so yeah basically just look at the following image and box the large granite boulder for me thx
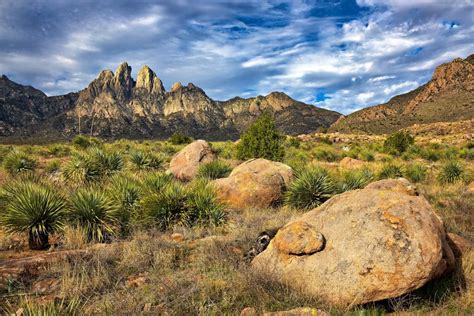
[168,140,216,181]
[252,178,455,306]
[211,158,293,210]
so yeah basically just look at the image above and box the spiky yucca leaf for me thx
[187,180,226,226]
[108,176,142,234]
[196,160,232,180]
[69,188,119,242]
[437,160,464,184]
[284,167,335,209]
[337,168,374,193]
[141,172,174,192]
[0,181,66,248]
[378,163,404,179]
[404,163,427,183]
[3,152,38,175]
[130,151,163,170]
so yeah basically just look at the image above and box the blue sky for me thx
[0,0,473,114]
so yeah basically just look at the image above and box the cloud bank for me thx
[0,0,472,114]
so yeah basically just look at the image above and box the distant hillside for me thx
[330,54,474,134]
[0,64,341,141]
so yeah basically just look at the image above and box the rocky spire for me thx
[136,65,165,94]
[113,62,134,99]
[171,82,182,92]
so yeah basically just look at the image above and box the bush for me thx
[313,147,338,162]
[69,188,119,242]
[404,163,427,183]
[437,160,464,184]
[169,132,192,145]
[337,168,374,193]
[45,160,61,174]
[284,167,335,209]
[3,152,38,175]
[108,176,142,236]
[359,149,375,162]
[72,135,100,149]
[63,149,123,183]
[197,160,232,179]
[47,144,71,157]
[286,137,301,148]
[236,111,285,162]
[378,163,404,179]
[141,172,174,192]
[186,181,226,226]
[129,151,163,170]
[383,131,414,154]
[0,181,66,249]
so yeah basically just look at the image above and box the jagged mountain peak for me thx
[136,65,165,94]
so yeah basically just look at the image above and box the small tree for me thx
[383,131,414,154]
[237,111,285,161]
[169,132,192,145]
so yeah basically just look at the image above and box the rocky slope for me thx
[330,54,474,134]
[0,63,341,141]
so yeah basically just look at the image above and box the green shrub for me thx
[459,148,474,160]
[63,149,123,183]
[420,148,441,161]
[378,163,404,179]
[69,188,119,242]
[313,148,338,162]
[0,181,66,249]
[108,176,142,236]
[314,136,332,145]
[437,160,464,184]
[169,132,192,145]
[72,135,100,149]
[284,167,335,209]
[404,163,427,183]
[45,160,61,174]
[47,144,71,157]
[286,137,301,148]
[197,160,232,179]
[130,151,163,170]
[337,168,374,193]
[359,149,375,162]
[3,152,38,175]
[236,111,285,161]
[383,131,414,154]
[186,181,226,226]
[141,172,174,192]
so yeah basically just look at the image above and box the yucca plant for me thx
[93,148,124,175]
[140,182,188,229]
[378,163,404,179]
[437,160,464,184]
[108,176,142,235]
[129,151,163,170]
[69,188,119,242]
[0,181,66,250]
[62,153,100,183]
[284,167,335,209]
[141,172,174,192]
[404,163,427,183]
[337,168,374,193]
[3,152,38,175]
[196,160,232,180]
[187,181,226,226]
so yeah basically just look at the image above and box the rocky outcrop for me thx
[330,54,474,134]
[211,159,293,210]
[252,178,455,306]
[168,140,216,181]
[0,62,341,140]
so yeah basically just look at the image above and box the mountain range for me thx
[0,63,340,141]
[0,54,472,141]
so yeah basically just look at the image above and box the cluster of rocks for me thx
[166,140,471,308]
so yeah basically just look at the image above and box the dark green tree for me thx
[237,111,285,161]
[383,131,415,154]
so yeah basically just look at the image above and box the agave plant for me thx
[0,181,66,250]
[141,182,188,229]
[3,152,38,175]
[284,167,335,209]
[130,151,163,170]
[69,188,119,242]
[437,160,464,184]
[196,160,232,180]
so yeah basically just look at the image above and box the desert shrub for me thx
[63,149,123,183]
[129,151,163,170]
[108,176,142,235]
[141,182,189,229]
[313,147,338,162]
[0,145,14,163]
[236,111,285,162]
[404,163,427,183]
[72,135,100,149]
[459,148,474,160]
[211,141,236,159]
[358,149,375,162]
[47,144,71,157]
[169,132,192,145]
[420,148,441,161]
[45,160,61,174]
[3,152,38,175]
[0,181,66,249]
[284,167,335,209]
[69,188,119,242]
[378,163,404,179]
[437,160,464,184]
[141,172,174,192]
[284,148,310,173]
[383,131,414,154]
[286,137,301,148]
[186,181,226,226]
[337,168,374,193]
[197,160,232,180]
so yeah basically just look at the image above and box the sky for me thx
[0,0,473,114]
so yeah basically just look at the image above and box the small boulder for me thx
[168,140,216,181]
[211,158,293,210]
[339,157,365,169]
[252,178,455,306]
